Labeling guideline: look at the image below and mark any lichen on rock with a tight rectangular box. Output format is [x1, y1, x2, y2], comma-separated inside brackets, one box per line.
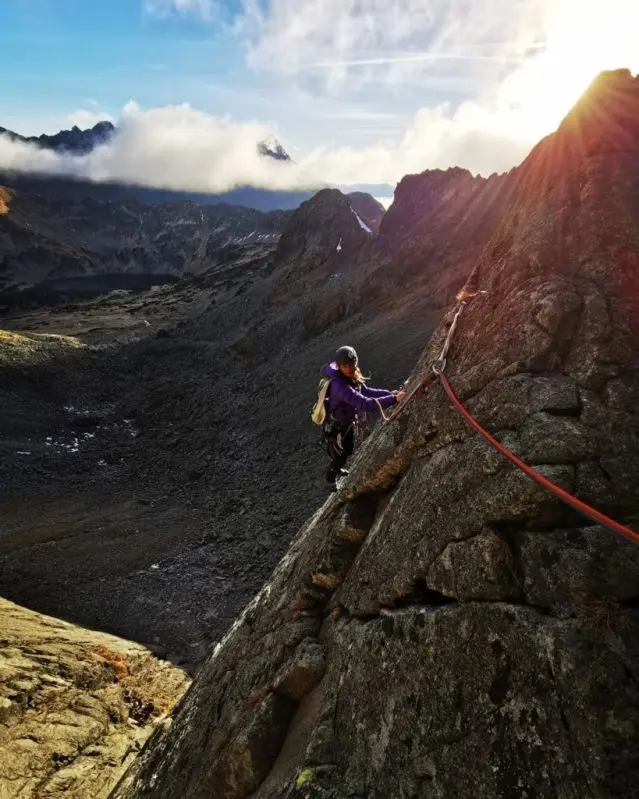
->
[0, 598, 189, 799]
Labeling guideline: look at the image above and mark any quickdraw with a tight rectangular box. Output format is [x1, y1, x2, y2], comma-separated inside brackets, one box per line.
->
[377, 298, 471, 424]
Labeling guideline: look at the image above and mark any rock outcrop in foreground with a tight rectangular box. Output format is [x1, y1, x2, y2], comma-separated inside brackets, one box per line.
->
[0, 599, 188, 798]
[113, 69, 639, 799]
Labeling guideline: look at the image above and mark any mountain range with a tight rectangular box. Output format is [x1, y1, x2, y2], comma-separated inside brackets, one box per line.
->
[0, 120, 117, 154]
[0, 181, 385, 303]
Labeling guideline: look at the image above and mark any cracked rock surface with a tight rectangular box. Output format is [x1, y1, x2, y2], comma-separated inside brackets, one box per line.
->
[0, 598, 189, 799]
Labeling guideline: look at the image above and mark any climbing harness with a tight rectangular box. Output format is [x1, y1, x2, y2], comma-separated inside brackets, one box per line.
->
[383, 296, 639, 546]
[321, 414, 365, 451]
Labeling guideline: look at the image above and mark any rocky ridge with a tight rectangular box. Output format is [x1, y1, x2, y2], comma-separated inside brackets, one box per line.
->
[0, 185, 385, 301]
[377, 166, 511, 305]
[112, 70, 639, 799]
[0, 121, 116, 154]
[345, 192, 385, 232]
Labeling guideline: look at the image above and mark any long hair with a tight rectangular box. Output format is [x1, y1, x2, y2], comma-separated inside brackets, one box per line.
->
[333, 359, 369, 384]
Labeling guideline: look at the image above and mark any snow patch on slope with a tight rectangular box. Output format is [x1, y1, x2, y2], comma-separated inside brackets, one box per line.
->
[351, 207, 373, 234]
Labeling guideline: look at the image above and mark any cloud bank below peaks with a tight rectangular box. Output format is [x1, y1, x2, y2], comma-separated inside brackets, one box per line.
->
[0, 103, 321, 194]
[0, 99, 541, 195]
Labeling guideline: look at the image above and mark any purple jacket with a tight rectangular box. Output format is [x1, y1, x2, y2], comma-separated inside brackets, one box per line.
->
[322, 363, 397, 424]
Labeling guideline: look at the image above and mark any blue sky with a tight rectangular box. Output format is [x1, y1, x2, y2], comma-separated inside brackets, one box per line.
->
[2, 1, 247, 132]
[1, 0, 638, 190]
[2, 0, 422, 149]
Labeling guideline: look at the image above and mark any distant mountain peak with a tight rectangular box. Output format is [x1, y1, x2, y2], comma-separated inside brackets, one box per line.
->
[93, 120, 116, 133]
[257, 135, 291, 162]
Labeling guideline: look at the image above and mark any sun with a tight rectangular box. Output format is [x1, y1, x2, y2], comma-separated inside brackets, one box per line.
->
[501, 0, 639, 141]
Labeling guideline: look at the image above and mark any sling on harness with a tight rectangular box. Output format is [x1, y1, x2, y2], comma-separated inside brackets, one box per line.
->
[311, 378, 332, 426]
[311, 377, 343, 450]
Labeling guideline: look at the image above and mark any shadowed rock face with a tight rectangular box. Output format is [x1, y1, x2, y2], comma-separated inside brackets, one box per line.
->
[110, 70, 639, 799]
[374, 167, 510, 310]
[272, 188, 371, 270]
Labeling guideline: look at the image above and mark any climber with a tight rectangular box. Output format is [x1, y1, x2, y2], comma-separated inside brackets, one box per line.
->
[321, 345, 405, 485]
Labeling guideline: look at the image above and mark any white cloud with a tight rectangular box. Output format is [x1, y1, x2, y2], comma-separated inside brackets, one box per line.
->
[238, 0, 639, 176]
[144, 0, 215, 19]
[238, 0, 639, 106]
[239, 0, 549, 93]
[0, 102, 317, 193]
[0, 97, 533, 192]
[299, 101, 531, 183]
[83, 102, 306, 190]
[0, 136, 70, 176]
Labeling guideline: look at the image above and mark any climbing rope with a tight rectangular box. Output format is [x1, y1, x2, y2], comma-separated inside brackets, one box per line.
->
[382, 296, 639, 545]
[438, 373, 639, 546]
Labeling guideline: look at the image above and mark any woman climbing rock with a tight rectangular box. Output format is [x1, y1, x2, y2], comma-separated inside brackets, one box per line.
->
[321, 346, 405, 486]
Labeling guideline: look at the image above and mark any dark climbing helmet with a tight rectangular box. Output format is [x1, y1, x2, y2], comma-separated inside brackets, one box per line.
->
[335, 345, 358, 366]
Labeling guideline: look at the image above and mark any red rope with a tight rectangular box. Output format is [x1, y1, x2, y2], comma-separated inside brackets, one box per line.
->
[438, 373, 639, 546]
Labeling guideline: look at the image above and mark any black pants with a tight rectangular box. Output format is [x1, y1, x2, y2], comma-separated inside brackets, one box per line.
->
[325, 423, 355, 482]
